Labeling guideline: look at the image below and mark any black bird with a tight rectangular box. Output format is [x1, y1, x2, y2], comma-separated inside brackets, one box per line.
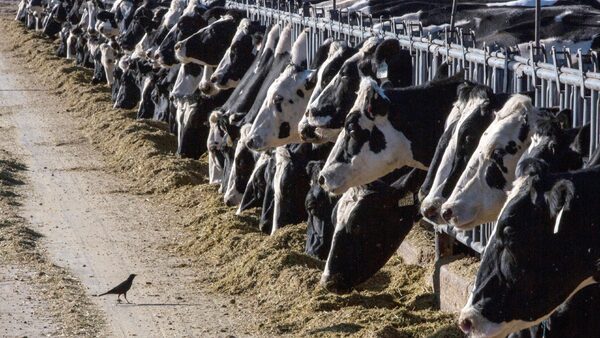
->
[97, 274, 137, 303]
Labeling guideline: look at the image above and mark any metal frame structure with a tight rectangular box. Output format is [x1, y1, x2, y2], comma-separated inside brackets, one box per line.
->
[228, 0, 599, 254]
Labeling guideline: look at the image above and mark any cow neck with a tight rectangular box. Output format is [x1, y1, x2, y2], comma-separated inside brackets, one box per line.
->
[384, 79, 463, 167]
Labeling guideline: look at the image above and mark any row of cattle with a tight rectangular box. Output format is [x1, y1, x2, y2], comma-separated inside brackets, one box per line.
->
[15, 0, 600, 336]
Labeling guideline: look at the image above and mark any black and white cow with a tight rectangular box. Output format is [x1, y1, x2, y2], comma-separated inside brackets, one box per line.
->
[439, 97, 586, 229]
[320, 167, 426, 294]
[245, 29, 318, 150]
[207, 24, 290, 190]
[318, 74, 464, 195]
[154, 4, 228, 68]
[458, 163, 600, 337]
[209, 19, 264, 90]
[305, 159, 339, 260]
[300, 38, 413, 144]
[174, 12, 244, 67]
[42, 0, 68, 37]
[420, 84, 511, 224]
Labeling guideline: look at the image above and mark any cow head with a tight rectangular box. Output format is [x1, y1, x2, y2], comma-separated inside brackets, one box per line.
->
[175, 14, 240, 66]
[96, 10, 119, 38]
[210, 19, 264, 90]
[118, 5, 153, 51]
[318, 78, 415, 195]
[245, 65, 316, 151]
[223, 124, 256, 207]
[459, 166, 600, 338]
[99, 41, 117, 86]
[440, 95, 537, 229]
[421, 85, 498, 224]
[321, 178, 419, 294]
[302, 38, 381, 143]
[298, 40, 356, 143]
[516, 112, 589, 178]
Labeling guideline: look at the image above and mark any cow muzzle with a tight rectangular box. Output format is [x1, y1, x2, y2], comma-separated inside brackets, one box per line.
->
[458, 307, 508, 338]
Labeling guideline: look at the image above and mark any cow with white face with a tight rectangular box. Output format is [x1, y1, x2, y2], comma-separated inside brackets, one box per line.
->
[319, 75, 464, 195]
[440, 94, 540, 229]
[420, 84, 509, 224]
[99, 41, 117, 86]
[245, 29, 317, 151]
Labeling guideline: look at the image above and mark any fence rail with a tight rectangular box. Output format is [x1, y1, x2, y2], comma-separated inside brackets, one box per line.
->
[226, 0, 600, 254]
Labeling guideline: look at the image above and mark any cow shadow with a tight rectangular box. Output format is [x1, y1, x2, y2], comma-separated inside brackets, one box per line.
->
[313, 293, 399, 312]
[307, 323, 363, 335]
[428, 324, 463, 337]
[354, 270, 393, 293]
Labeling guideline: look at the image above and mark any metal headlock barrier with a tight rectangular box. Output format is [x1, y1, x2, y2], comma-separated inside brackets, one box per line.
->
[228, 0, 600, 255]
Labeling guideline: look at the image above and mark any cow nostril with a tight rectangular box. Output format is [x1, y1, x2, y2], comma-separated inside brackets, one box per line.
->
[423, 206, 438, 219]
[459, 318, 473, 334]
[174, 43, 181, 51]
[441, 208, 453, 222]
[318, 175, 325, 186]
[304, 111, 309, 117]
[210, 76, 217, 83]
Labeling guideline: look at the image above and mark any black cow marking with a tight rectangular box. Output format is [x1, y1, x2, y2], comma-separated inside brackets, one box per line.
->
[506, 140, 518, 154]
[369, 126, 386, 153]
[518, 122, 530, 142]
[278, 122, 290, 139]
[296, 89, 304, 98]
[491, 148, 508, 173]
[288, 99, 294, 104]
[484, 163, 506, 190]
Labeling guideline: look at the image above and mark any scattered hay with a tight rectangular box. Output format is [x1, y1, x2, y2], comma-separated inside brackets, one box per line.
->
[0, 17, 463, 337]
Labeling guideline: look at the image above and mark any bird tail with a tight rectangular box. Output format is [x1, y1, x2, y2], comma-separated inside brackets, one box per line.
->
[96, 292, 108, 297]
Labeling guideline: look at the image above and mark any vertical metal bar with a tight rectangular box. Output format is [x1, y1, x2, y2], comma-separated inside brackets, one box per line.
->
[535, 0, 541, 53]
[449, 0, 458, 34]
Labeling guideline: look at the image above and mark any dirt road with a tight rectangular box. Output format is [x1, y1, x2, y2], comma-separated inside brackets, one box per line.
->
[0, 33, 258, 337]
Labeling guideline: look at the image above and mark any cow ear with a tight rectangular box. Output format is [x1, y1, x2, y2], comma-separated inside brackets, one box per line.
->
[555, 109, 571, 129]
[545, 179, 575, 218]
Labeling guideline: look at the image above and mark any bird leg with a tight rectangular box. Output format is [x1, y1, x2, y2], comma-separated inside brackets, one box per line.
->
[117, 294, 122, 303]
[124, 293, 130, 304]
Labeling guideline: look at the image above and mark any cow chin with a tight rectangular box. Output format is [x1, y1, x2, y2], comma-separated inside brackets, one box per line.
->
[459, 307, 525, 338]
[319, 166, 353, 196]
[441, 201, 480, 230]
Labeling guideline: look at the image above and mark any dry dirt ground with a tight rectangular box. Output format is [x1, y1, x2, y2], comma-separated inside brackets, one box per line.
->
[0, 14, 464, 338]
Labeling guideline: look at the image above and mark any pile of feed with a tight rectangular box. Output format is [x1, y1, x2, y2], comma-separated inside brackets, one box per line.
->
[0, 17, 463, 337]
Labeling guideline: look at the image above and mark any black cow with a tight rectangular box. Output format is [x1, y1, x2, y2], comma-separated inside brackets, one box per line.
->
[459, 162, 600, 337]
[174, 10, 244, 67]
[155, 5, 229, 67]
[509, 285, 600, 338]
[321, 167, 426, 294]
